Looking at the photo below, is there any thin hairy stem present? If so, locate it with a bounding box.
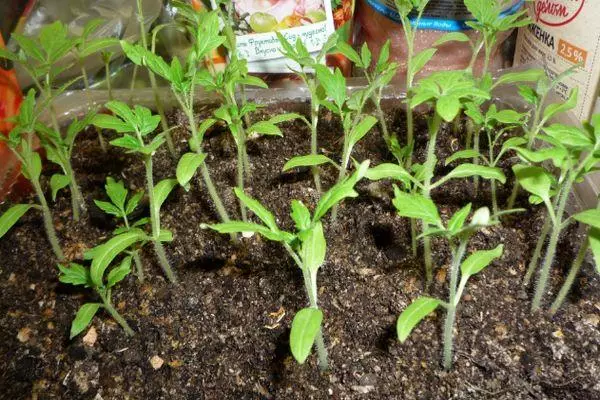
[310,98,322,193]
[524,216,551,286]
[443,239,467,370]
[550,237,588,314]
[32,179,64,261]
[98,290,134,336]
[132,250,144,283]
[144,156,177,283]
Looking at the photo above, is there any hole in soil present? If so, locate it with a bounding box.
[182,256,226,272]
[270,328,291,385]
[375,323,396,352]
[272,170,312,186]
[370,224,395,249]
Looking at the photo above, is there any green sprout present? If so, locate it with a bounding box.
[393,192,504,369]
[94,177,149,282]
[276,32,338,193]
[121,8,234,229]
[92,101,178,283]
[394,0,435,167]
[0,89,64,260]
[59,243,145,338]
[135,0,174,156]
[208,161,371,370]
[72,18,118,152]
[512,113,600,311]
[550,203,600,314]
[459,103,527,214]
[101,51,114,100]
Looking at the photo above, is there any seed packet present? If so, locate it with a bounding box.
[207,0,356,75]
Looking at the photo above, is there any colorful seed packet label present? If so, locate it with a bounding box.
[211,0,337,73]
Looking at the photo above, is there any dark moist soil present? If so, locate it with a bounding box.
[1,99,599,400]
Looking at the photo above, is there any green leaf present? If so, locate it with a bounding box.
[494,69,545,87]
[301,222,326,275]
[397,297,440,342]
[92,114,134,133]
[120,41,171,81]
[313,178,359,222]
[436,96,462,122]
[249,121,282,136]
[233,188,278,231]
[364,163,413,184]
[105,177,128,211]
[50,174,71,201]
[573,209,600,230]
[315,65,346,110]
[94,200,122,217]
[289,308,323,364]
[11,34,44,62]
[110,135,141,151]
[408,48,437,79]
[447,203,472,234]
[290,200,311,231]
[361,43,372,69]
[239,75,268,88]
[444,150,481,166]
[0,204,36,239]
[461,244,504,276]
[176,153,206,188]
[588,228,600,274]
[58,263,90,286]
[512,164,553,202]
[349,115,378,147]
[107,256,132,288]
[153,179,178,214]
[268,113,302,125]
[283,155,334,171]
[376,40,391,72]
[335,41,363,68]
[125,192,144,215]
[392,187,441,226]
[440,164,506,184]
[433,32,471,47]
[158,229,173,242]
[543,87,578,121]
[543,124,593,149]
[518,85,538,105]
[90,229,147,287]
[70,303,101,339]
[80,37,118,58]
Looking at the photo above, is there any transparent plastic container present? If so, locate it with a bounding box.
[1,74,595,210]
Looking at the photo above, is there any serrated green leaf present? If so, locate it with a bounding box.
[397,297,440,342]
[0,204,37,239]
[11,34,44,62]
[125,192,144,215]
[176,153,206,188]
[80,37,118,58]
[436,96,461,122]
[105,177,128,211]
[364,163,413,186]
[107,256,132,288]
[461,244,504,276]
[92,114,134,133]
[313,178,359,222]
[282,155,334,171]
[543,124,593,149]
[268,113,302,125]
[315,65,346,110]
[233,188,278,231]
[335,41,362,68]
[94,200,122,217]
[70,303,101,339]
[58,263,90,286]
[290,308,323,364]
[110,135,141,151]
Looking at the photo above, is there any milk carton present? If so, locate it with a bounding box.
[514,0,600,122]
